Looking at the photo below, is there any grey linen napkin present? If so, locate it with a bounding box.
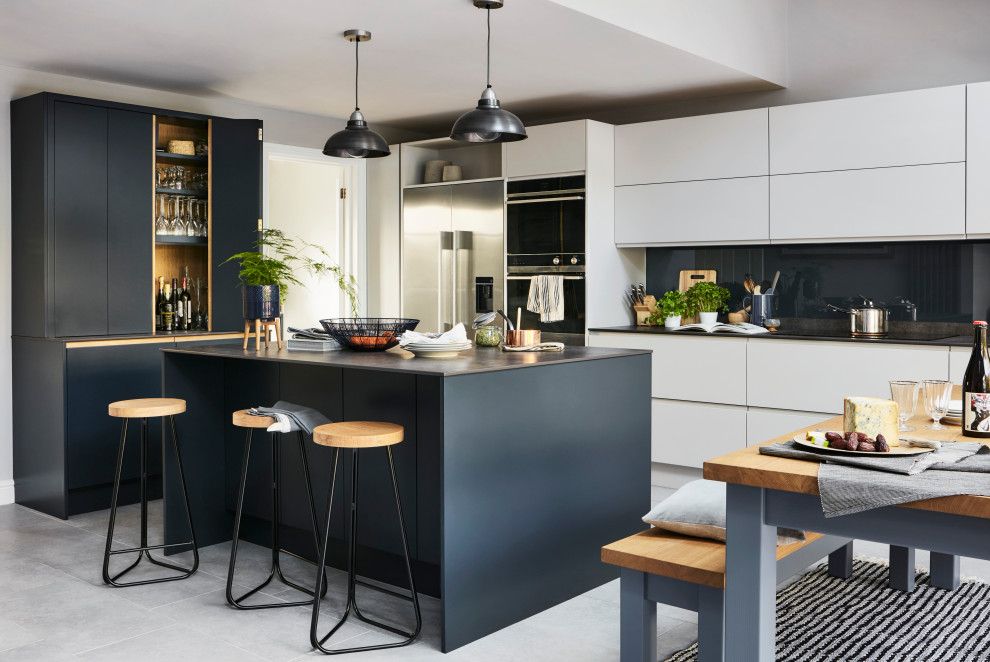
[759,441,990,517]
[250,401,331,435]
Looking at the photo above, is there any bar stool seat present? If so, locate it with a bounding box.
[309,421,421,655]
[226,409,327,610]
[103,398,198,587]
[109,398,186,418]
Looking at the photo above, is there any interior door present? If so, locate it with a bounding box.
[212,118,263,331]
[402,186,451,332]
[451,181,503,331]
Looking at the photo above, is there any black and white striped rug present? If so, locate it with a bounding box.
[663,558,990,662]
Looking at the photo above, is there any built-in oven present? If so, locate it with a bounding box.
[505,175,587,345]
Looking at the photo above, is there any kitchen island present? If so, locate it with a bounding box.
[160,343,650,652]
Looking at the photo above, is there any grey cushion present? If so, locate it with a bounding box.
[643,479,806,546]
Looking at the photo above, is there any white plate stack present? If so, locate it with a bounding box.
[403,340,473,358]
[944,399,963,424]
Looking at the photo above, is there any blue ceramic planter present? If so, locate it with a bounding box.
[242,285,280,321]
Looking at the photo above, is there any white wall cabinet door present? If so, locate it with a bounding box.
[769,86,965,175]
[769,163,965,242]
[503,120,586,179]
[615,109,769,186]
[651,399,747,467]
[589,332,747,405]
[968,82,990,237]
[950,346,971,384]
[746,407,834,446]
[747,341,949,414]
[615,177,769,246]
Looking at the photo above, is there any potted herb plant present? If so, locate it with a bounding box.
[685,281,730,325]
[648,290,689,328]
[221,229,359,321]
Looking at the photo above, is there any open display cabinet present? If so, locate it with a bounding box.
[154,116,212,331]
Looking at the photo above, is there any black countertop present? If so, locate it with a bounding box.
[162,343,651,376]
[589,325,973,347]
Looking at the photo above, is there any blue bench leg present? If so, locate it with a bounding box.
[930,552,961,590]
[620,568,656,662]
[889,545,916,592]
[828,541,853,579]
[697,584,725,662]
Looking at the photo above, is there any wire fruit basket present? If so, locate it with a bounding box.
[319,318,419,352]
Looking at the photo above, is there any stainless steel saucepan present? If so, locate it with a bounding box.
[827,296,890,337]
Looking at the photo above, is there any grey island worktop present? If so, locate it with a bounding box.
[159,342,650,652]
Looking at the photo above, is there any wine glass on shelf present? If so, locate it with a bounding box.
[923,379,953,431]
[155,194,169,236]
[185,197,197,237]
[170,195,183,235]
[889,380,919,431]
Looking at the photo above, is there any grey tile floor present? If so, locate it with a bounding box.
[4,492,990,661]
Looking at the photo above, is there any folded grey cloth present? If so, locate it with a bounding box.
[759,441,990,517]
[249,401,332,435]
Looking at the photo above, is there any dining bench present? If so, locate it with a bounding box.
[602,528,854,662]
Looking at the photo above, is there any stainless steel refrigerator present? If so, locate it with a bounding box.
[402,180,504,333]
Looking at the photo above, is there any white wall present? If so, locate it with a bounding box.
[0,63,422,505]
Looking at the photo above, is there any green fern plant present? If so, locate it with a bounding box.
[221,228,359,316]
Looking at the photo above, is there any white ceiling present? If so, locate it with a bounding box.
[0,0,785,133]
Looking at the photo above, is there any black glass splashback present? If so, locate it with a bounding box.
[645,240,990,323]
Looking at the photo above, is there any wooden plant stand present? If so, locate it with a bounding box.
[243,318,282,351]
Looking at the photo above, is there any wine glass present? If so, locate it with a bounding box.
[923,379,953,430]
[889,381,919,431]
[170,195,183,235]
[155,194,169,236]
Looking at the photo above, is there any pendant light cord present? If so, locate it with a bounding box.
[486,7,491,89]
[354,37,360,111]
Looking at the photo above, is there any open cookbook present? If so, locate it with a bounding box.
[671,322,769,334]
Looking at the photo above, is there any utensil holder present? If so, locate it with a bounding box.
[506,330,541,347]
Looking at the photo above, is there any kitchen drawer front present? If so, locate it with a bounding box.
[504,120,586,178]
[651,399,747,468]
[747,341,949,414]
[769,86,965,175]
[615,177,769,246]
[950,346,971,384]
[769,163,965,242]
[967,82,990,237]
[615,109,768,185]
[588,332,747,405]
[746,407,834,446]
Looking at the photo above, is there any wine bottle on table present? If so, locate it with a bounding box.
[179,277,192,331]
[962,320,990,437]
[161,283,174,332]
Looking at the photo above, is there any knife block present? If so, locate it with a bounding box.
[634,295,657,326]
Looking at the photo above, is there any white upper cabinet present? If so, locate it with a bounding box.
[770,163,965,242]
[615,177,769,246]
[769,86,965,175]
[967,82,990,236]
[614,109,769,185]
[503,120,586,179]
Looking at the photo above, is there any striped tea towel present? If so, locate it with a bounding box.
[526,275,564,323]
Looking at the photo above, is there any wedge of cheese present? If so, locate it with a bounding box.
[843,396,900,446]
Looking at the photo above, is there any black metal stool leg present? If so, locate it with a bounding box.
[104,415,198,587]
[227,429,326,609]
[311,447,421,654]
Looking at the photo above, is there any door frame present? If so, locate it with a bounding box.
[262,142,368,316]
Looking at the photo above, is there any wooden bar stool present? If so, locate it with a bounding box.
[309,422,422,655]
[103,398,198,587]
[226,410,326,609]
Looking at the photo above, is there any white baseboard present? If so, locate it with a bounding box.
[651,463,702,489]
[0,479,14,506]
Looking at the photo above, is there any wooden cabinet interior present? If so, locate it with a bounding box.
[153,115,211,330]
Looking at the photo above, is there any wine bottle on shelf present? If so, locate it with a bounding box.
[160,283,174,332]
[962,320,990,437]
[155,276,165,331]
[179,277,192,331]
[171,278,182,332]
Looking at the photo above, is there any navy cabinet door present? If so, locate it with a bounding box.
[54,101,108,337]
[65,342,171,492]
[211,118,262,331]
[108,109,153,335]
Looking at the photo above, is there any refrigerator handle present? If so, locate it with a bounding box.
[440,231,454,331]
[453,231,473,328]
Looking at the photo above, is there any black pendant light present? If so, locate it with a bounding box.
[323,29,390,159]
[450,0,527,143]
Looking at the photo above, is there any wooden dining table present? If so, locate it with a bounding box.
[704,387,990,662]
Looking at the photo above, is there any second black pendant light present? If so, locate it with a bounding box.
[450,0,527,143]
[323,29,390,159]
